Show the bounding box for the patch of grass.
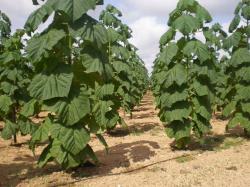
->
[215,137,245,151]
[175,154,196,163]
[149,126,162,136]
[130,128,144,136]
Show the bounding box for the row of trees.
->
[152,0,250,149]
[0,0,148,169]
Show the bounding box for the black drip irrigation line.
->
[53,152,200,187]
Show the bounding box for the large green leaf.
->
[43,87,91,126]
[0,95,12,114]
[235,67,250,82]
[223,32,241,50]
[196,5,212,23]
[1,120,18,140]
[177,0,197,11]
[164,63,188,88]
[54,0,99,21]
[31,118,52,143]
[183,40,210,62]
[223,101,237,117]
[26,29,66,62]
[28,64,73,100]
[20,99,39,118]
[160,28,176,46]
[25,0,101,32]
[51,123,90,155]
[95,84,115,99]
[24,1,54,33]
[164,103,192,122]
[112,61,130,73]
[242,6,250,20]
[228,113,250,131]
[172,15,199,35]
[165,120,192,141]
[241,103,250,114]
[230,48,250,67]
[70,17,108,46]
[229,15,241,33]
[159,43,179,64]
[161,90,188,107]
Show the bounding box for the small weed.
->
[175,154,196,163]
[149,127,162,136]
[215,137,245,151]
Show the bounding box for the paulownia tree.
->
[100,5,148,121]
[203,23,229,113]
[152,0,217,148]
[23,0,122,169]
[0,11,11,49]
[0,12,35,144]
[222,0,250,136]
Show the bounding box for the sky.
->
[0,0,239,73]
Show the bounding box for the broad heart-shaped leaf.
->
[0,51,21,64]
[51,123,90,155]
[192,113,211,137]
[28,64,73,101]
[228,113,250,132]
[165,120,192,141]
[93,100,118,130]
[192,97,212,120]
[183,40,210,62]
[24,0,54,33]
[0,95,12,114]
[53,0,99,21]
[235,84,250,101]
[164,102,192,123]
[25,0,101,32]
[0,11,11,39]
[1,120,18,140]
[159,43,179,64]
[241,103,250,114]
[229,15,241,33]
[192,80,209,97]
[172,15,199,35]
[223,32,241,50]
[235,66,250,82]
[112,61,130,73]
[164,63,188,88]
[177,0,196,11]
[196,5,212,23]
[26,29,66,63]
[223,101,237,117]
[38,139,98,169]
[242,6,250,20]
[20,99,39,118]
[161,90,189,108]
[31,118,52,144]
[160,28,176,46]
[95,84,115,99]
[19,119,38,136]
[230,48,250,67]
[70,16,108,46]
[43,87,91,126]
[80,47,107,75]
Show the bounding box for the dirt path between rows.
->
[0,92,250,187]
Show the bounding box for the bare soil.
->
[0,92,250,187]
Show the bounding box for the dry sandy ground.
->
[0,92,250,187]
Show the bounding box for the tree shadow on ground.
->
[132,112,157,119]
[107,122,161,137]
[0,160,60,187]
[181,126,248,151]
[71,140,160,178]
